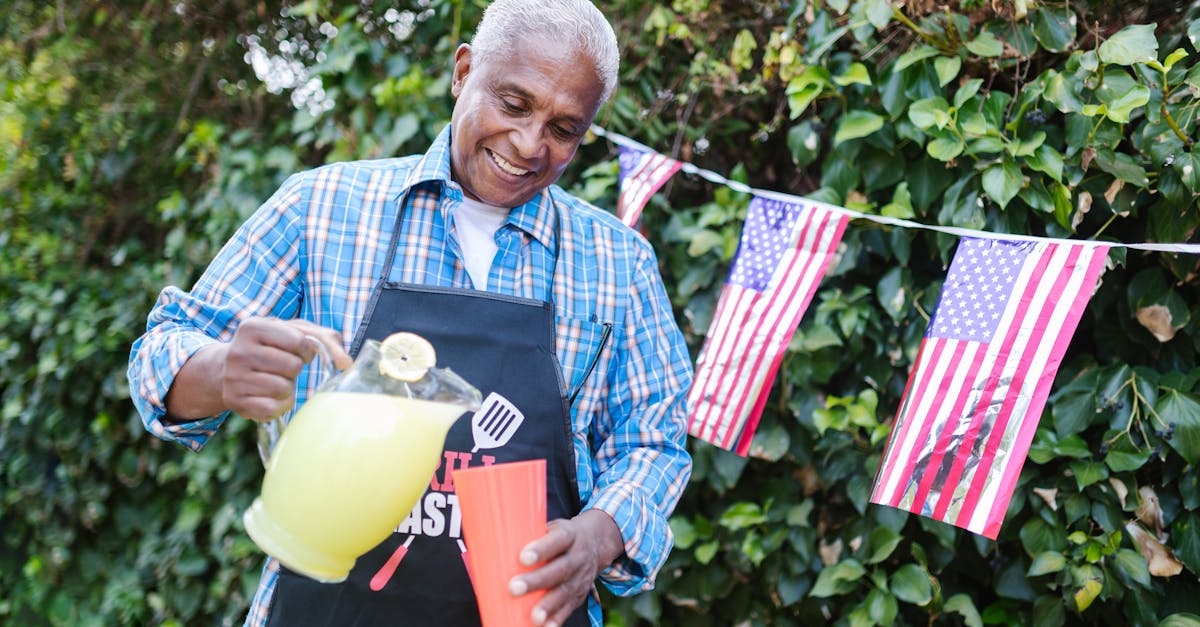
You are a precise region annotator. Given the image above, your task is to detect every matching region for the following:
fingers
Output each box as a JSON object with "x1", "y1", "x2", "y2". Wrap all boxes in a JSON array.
[
  {"x1": 221, "y1": 318, "x2": 349, "y2": 421},
  {"x1": 508, "y1": 519, "x2": 594, "y2": 627}
]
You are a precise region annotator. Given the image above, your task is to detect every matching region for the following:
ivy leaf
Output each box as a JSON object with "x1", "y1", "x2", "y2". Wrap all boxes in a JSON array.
[
  {"x1": 1172, "y1": 151, "x2": 1200, "y2": 193},
  {"x1": 1102, "y1": 84, "x2": 1151, "y2": 123},
  {"x1": 895, "y1": 45, "x2": 940, "y2": 71},
  {"x1": 1073, "y1": 577, "x2": 1103, "y2": 612},
  {"x1": 834, "y1": 110, "x2": 885, "y2": 145},
  {"x1": 908, "y1": 97, "x2": 952, "y2": 130},
  {"x1": 1093, "y1": 150, "x2": 1150, "y2": 187},
  {"x1": 787, "y1": 120, "x2": 823, "y2": 167},
  {"x1": 1043, "y1": 69, "x2": 1083, "y2": 113},
  {"x1": 833, "y1": 62, "x2": 872, "y2": 87},
  {"x1": 1172, "y1": 513, "x2": 1200, "y2": 576},
  {"x1": 954, "y1": 78, "x2": 984, "y2": 109},
  {"x1": 1025, "y1": 144, "x2": 1064, "y2": 181},
  {"x1": 928, "y1": 133, "x2": 965, "y2": 161},
  {"x1": 982, "y1": 161, "x2": 1024, "y2": 209},
  {"x1": 866, "y1": 588, "x2": 899, "y2": 625},
  {"x1": 944, "y1": 594, "x2": 983, "y2": 627},
  {"x1": 935, "y1": 56, "x2": 962, "y2": 87},
  {"x1": 719, "y1": 502, "x2": 768, "y2": 531},
  {"x1": 1027, "y1": 551, "x2": 1067, "y2": 576},
  {"x1": 811, "y1": 559, "x2": 867, "y2": 597},
  {"x1": 864, "y1": 525, "x2": 903, "y2": 564},
  {"x1": 1069, "y1": 460, "x2": 1109, "y2": 488},
  {"x1": 1097, "y1": 24, "x2": 1159, "y2": 66},
  {"x1": 1111, "y1": 547, "x2": 1152, "y2": 587},
  {"x1": 1157, "y1": 390, "x2": 1200, "y2": 465},
  {"x1": 890, "y1": 563, "x2": 933, "y2": 605},
  {"x1": 1031, "y1": 6, "x2": 1077, "y2": 52},
  {"x1": 966, "y1": 31, "x2": 1004, "y2": 57}
]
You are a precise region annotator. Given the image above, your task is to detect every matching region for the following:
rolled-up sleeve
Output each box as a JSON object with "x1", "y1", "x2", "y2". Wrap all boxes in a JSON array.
[
  {"x1": 585, "y1": 244, "x2": 693, "y2": 596},
  {"x1": 127, "y1": 175, "x2": 309, "y2": 451}
]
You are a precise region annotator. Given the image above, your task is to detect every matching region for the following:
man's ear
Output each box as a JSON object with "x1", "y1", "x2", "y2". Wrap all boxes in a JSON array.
[{"x1": 450, "y1": 43, "x2": 472, "y2": 98}]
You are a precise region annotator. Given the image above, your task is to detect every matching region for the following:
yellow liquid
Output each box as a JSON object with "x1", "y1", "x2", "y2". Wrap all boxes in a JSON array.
[{"x1": 243, "y1": 392, "x2": 465, "y2": 582}]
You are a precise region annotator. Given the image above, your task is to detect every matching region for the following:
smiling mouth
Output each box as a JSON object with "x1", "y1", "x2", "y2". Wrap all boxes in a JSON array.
[{"x1": 487, "y1": 149, "x2": 532, "y2": 177}]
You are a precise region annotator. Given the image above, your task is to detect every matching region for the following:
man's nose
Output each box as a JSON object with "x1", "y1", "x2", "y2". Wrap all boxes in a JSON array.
[{"x1": 511, "y1": 121, "x2": 546, "y2": 161}]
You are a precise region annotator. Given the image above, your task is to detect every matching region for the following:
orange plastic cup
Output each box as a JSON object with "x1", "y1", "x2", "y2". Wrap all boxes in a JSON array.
[{"x1": 453, "y1": 459, "x2": 547, "y2": 627}]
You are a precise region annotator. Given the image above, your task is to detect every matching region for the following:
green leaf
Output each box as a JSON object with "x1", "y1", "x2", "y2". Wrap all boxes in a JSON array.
[
  {"x1": 1068, "y1": 459, "x2": 1109, "y2": 488},
  {"x1": 811, "y1": 559, "x2": 867, "y2": 597},
  {"x1": 687, "y1": 229, "x2": 725, "y2": 257},
  {"x1": 864, "y1": 0, "x2": 894, "y2": 30},
  {"x1": 1159, "y1": 614, "x2": 1200, "y2": 627},
  {"x1": 834, "y1": 62, "x2": 872, "y2": 87},
  {"x1": 1025, "y1": 144, "x2": 1064, "y2": 181},
  {"x1": 895, "y1": 45, "x2": 940, "y2": 71},
  {"x1": 719, "y1": 502, "x2": 768, "y2": 530},
  {"x1": 890, "y1": 564, "x2": 933, "y2": 606},
  {"x1": 982, "y1": 161, "x2": 1024, "y2": 209},
  {"x1": 695, "y1": 540, "x2": 719, "y2": 564},
  {"x1": 1097, "y1": 24, "x2": 1159, "y2": 66},
  {"x1": 908, "y1": 97, "x2": 952, "y2": 130},
  {"x1": 954, "y1": 79, "x2": 984, "y2": 109},
  {"x1": 865, "y1": 525, "x2": 903, "y2": 564},
  {"x1": 834, "y1": 110, "x2": 886, "y2": 145},
  {"x1": 934, "y1": 56, "x2": 962, "y2": 87},
  {"x1": 1093, "y1": 151, "x2": 1150, "y2": 187},
  {"x1": 1043, "y1": 69, "x2": 1083, "y2": 113},
  {"x1": 866, "y1": 587, "x2": 899, "y2": 625},
  {"x1": 928, "y1": 134, "x2": 965, "y2": 161},
  {"x1": 1104, "y1": 437, "x2": 1151, "y2": 472},
  {"x1": 1031, "y1": 6, "x2": 1077, "y2": 52},
  {"x1": 787, "y1": 120, "x2": 823, "y2": 167},
  {"x1": 945, "y1": 593, "x2": 984, "y2": 627},
  {"x1": 966, "y1": 31, "x2": 1004, "y2": 57},
  {"x1": 1111, "y1": 548, "x2": 1152, "y2": 587},
  {"x1": 1191, "y1": 18, "x2": 1200, "y2": 52},
  {"x1": 1102, "y1": 84, "x2": 1151, "y2": 123},
  {"x1": 1027, "y1": 551, "x2": 1067, "y2": 576},
  {"x1": 1157, "y1": 390, "x2": 1200, "y2": 465},
  {"x1": 1073, "y1": 577, "x2": 1103, "y2": 612},
  {"x1": 1173, "y1": 152, "x2": 1200, "y2": 193}
]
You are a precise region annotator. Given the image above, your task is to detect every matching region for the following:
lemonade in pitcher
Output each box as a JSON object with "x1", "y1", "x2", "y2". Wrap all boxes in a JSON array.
[{"x1": 243, "y1": 333, "x2": 481, "y2": 583}]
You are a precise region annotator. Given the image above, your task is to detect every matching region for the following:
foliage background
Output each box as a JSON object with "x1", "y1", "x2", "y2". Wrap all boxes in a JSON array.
[{"x1": 3, "y1": 1, "x2": 1200, "y2": 625}]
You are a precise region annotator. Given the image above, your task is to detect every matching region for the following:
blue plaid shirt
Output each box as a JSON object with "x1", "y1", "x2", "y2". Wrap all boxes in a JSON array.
[{"x1": 127, "y1": 124, "x2": 693, "y2": 626}]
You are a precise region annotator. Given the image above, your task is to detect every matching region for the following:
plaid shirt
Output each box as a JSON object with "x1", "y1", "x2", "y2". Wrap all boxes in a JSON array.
[{"x1": 127, "y1": 124, "x2": 693, "y2": 627}]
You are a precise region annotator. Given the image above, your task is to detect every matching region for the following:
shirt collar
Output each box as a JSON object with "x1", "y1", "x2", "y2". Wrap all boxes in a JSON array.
[{"x1": 399, "y1": 123, "x2": 558, "y2": 251}]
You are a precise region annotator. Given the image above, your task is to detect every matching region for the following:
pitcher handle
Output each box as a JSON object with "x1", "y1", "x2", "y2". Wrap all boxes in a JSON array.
[{"x1": 256, "y1": 334, "x2": 342, "y2": 466}]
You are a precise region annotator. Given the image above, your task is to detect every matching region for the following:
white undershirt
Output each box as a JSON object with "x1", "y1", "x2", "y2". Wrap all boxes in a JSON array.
[{"x1": 453, "y1": 197, "x2": 511, "y2": 289}]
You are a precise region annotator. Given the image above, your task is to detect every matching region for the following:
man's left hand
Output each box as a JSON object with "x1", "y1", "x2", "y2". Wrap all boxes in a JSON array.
[{"x1": 508, "y1": 509, "x2": 624, "y2": 627}]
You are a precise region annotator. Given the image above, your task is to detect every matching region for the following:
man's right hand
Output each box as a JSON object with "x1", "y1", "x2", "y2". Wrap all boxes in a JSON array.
[{"x1": 164, "y1": 318, "x2": 353, "y2": 422}]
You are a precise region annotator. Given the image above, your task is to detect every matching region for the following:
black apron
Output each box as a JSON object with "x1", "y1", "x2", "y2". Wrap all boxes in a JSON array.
[{"x1": 266, "y1": 189, "x2": 591, "y2": 627}]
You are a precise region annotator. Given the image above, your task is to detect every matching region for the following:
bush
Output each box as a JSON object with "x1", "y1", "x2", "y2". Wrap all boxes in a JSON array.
[{"x1": 2, "y1": 1, "x2": 1198, "y2": 625}]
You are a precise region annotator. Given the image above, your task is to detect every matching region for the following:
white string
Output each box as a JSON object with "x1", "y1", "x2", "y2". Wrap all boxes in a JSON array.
[{"x1": 591, "y1": 125, "x2": 1200, "y2": 254}]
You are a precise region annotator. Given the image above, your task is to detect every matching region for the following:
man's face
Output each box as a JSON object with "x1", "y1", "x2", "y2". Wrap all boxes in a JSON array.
[{"x1": 448, "y1": 35, "x2": 605, "y2": 208}]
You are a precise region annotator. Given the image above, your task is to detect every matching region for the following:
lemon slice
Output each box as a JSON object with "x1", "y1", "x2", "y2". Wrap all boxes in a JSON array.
[{"x1": 378, "y1": 332, "x2": 437, "y2": 382}]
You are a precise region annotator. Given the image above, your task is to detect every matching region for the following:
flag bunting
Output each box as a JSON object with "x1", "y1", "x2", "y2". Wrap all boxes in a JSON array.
[
  {"x1": 688, "y1": 196, "x2": 848, "y2": 455},
  {"x1": 616, "y1": 145, "x2": 682, "y2": 227}
]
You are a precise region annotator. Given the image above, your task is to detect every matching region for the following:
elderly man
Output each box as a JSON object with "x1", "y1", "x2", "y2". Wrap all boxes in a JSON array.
[{"x1": 127, "y1": 1, "x2": 693, "y2": 626}]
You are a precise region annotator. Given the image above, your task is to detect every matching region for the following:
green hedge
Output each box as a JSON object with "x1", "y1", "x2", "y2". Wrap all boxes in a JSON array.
[{"x1": 3, "y1": 1, "x2": 1199, "y2": 625}]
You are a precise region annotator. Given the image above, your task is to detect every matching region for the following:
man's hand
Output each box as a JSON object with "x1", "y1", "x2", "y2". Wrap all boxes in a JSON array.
[
  {"x1": 165, "y1": 317, "x2": 352, "y2": 421},
  {"x1": 508, "y1": 509, "x2": 624, "y2": 627}
]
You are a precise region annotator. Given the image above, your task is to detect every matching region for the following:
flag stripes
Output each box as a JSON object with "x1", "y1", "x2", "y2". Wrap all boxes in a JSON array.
[
  {"x1": 688, "y1": 198, "x2": 847, "y2": 455},
  {"x1": 617, "y1": 146, "x2": 682, "y2": 227},
  {"x1": 870, "y1": 238, "x2": 1108, "y2": 538}
]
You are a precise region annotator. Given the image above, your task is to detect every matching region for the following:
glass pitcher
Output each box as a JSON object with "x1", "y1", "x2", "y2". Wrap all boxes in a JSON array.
[{"x1": 243, "y1": 336, "x2": 481, "y2": 583}]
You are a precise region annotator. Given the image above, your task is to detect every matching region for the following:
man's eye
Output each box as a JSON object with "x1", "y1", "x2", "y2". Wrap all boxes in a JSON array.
[
  {"x1": 552, "y1": 125, "x2": 578, "y2": 140},
  {"x1": 501, "y1": 100, "x2": 525, "y2": 113}
]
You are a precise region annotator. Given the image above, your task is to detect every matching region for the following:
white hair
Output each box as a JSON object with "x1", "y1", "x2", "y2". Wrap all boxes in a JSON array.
[{"x1": 470, "y1": 0, "x2": 620, "y2": 102}]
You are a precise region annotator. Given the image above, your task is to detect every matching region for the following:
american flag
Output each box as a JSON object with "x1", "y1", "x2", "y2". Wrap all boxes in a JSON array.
[
  {"x1": 688, "y1": 195, "x2": 848, "y2": 455},
  {"x1": 870, "y1": 237, "x2": 1109, "y2": 539},
  {"x1": 616, "y1": 145, "x2": 682, "y2": 227}
]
